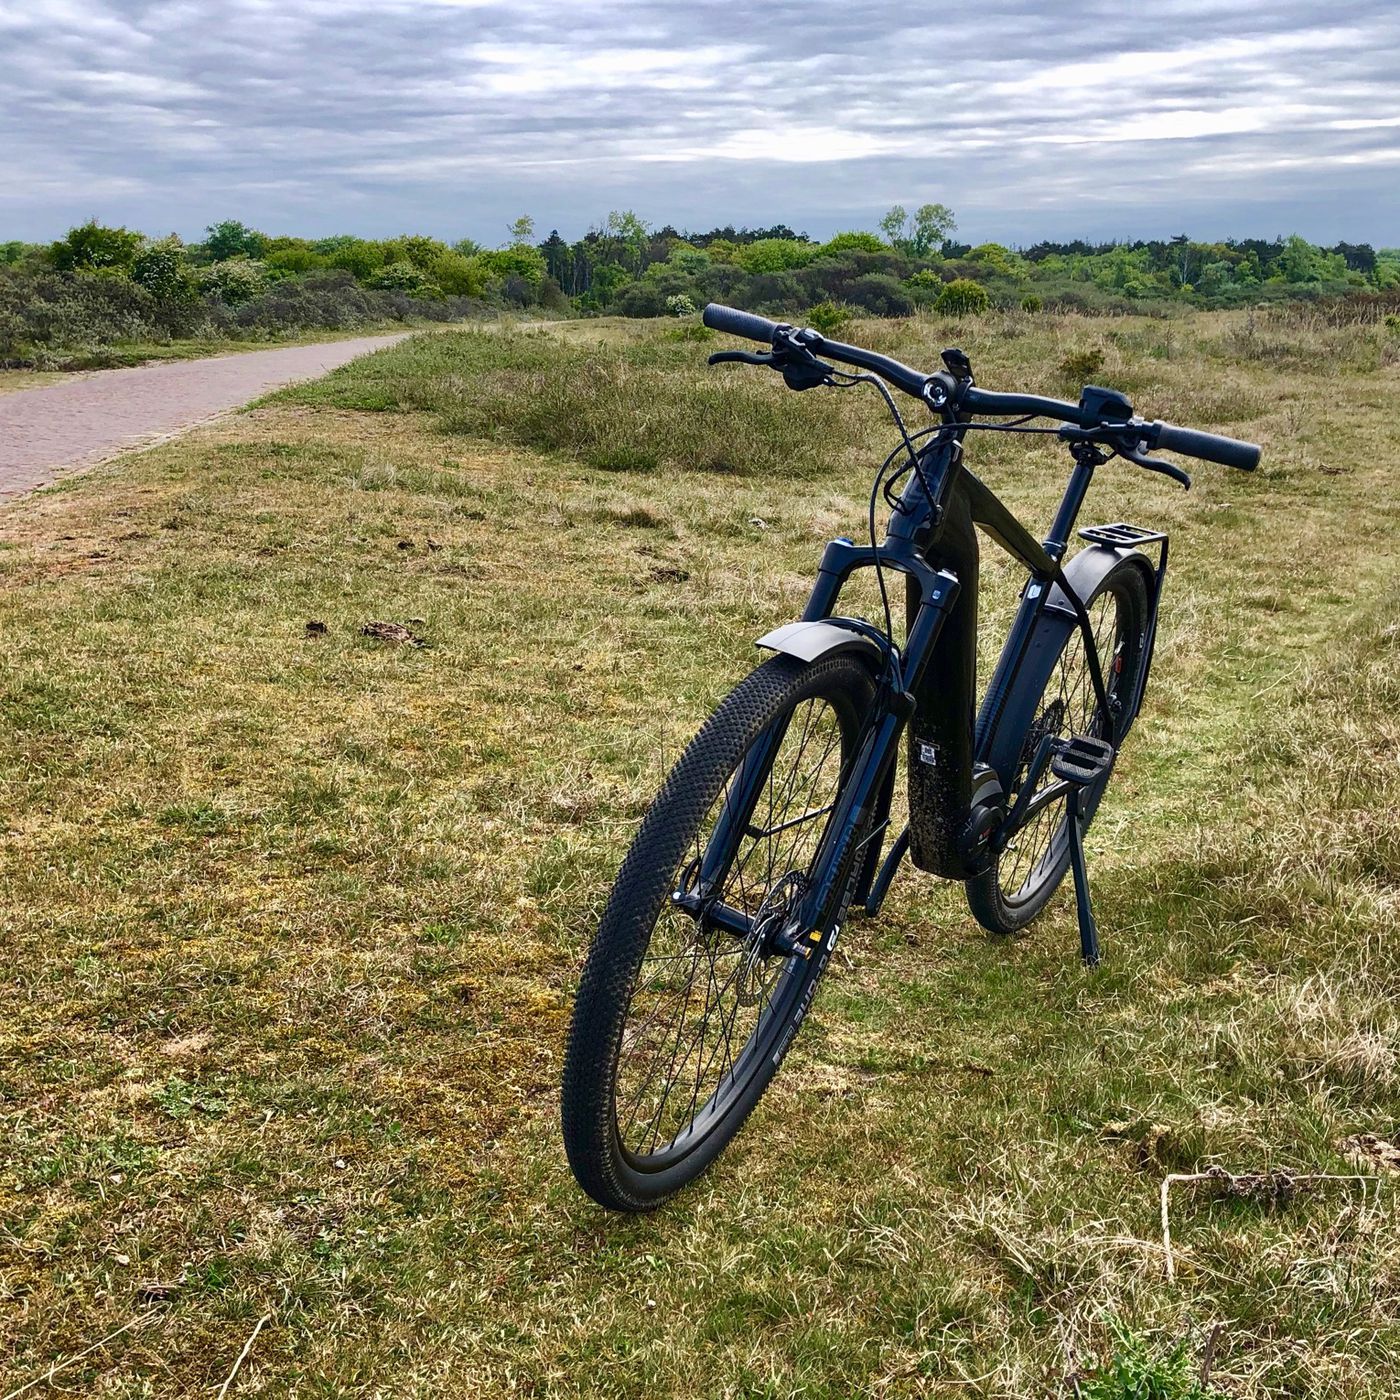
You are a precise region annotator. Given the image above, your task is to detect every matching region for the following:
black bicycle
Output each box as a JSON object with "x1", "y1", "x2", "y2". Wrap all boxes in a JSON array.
[{"x1": 562, "y1": 303, "x2": 1260, "y2": 1212}]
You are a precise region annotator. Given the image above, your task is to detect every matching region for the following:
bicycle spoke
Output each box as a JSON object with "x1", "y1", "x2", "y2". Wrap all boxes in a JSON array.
[{"x1": 613, "y1": 689, "x2": 851, "y2": 1160}]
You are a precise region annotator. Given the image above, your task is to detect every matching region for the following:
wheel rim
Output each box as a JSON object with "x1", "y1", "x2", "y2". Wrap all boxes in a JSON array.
[
  {"x1": 998, "y1": 589, "x2": 1128, "y2": 908},
  {"x1": 614, "y1": 693, "x2": 852, "y2": 1167}
]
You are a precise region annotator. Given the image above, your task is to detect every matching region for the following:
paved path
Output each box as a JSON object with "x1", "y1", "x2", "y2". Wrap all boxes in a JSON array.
[{"x1": 0, "y1": 334, "x2": 409, "y2": 500}]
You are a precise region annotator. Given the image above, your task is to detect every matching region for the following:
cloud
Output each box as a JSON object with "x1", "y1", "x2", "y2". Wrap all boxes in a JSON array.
[{"x1": 2, "y1": 0, "x2": 1397, "y2": 242}]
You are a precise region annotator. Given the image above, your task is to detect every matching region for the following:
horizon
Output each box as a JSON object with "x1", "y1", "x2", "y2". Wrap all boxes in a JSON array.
[{"x1": 9, "y1": 213, "x2": 1399, "y2": 255}]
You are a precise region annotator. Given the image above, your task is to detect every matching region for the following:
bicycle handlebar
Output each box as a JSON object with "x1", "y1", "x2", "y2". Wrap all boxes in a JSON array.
[
  {"x1": 702, "y1": 303, "x2": 783, "y2": 343},
  {"x1": 701, "y1": 302, "x2": 1262, "y2": 472},
  {"x1": 1149, "y1": 422, "x2": 1259, "y2": 472}
]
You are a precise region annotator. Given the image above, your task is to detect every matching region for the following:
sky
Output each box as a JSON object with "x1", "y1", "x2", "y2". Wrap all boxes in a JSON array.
[{"x1": 3, "y1": 0, "x2": 1399, "y2": 248}]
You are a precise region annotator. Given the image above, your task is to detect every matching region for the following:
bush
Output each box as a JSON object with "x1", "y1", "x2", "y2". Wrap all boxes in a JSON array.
[
  {"x1": 370, "y1": 260, "x2": 439, "y2": 296},
  {"x1": 1020, "y1": 293, "x2": 1043, "y2": 313},
  {"x1": 0, "y1": 266, "x2": 163, "y2": 362},
  {"x1": 805, "y1": 301, "x2": 854, "y2": 335},
  {"x1": 429, "y1": 250, "x2": 487, "y2": 298},
  {"x1": 1059, "y1": 346, "x2": 1106, "y2": 380},
  {"x1": 203, "y1": 220, "x2": 266, "y2": 262},
  {"x1": 934, "y1": 278, "x2": 990, "y2": 315},
  {"x1": 816, "y1": 231, "x2": 886, "y2": 258},
  {"x1": 665, "y1": 293, "x2": 697, "y2": 316},
  {"x1": 476, "y1": 245, "x2": 547, "y2": 287},
  {"x1": 49, "y1": 221, "x2": 143, "y2": 274},
  {"x1": 199, "y1": 259, "x2": 267, "y2": 307},
  {"x1": 132, "y1": 238, "x2": 197, "y2": 305},
  {"x1": 846, "y1": 274, "x2": 914, "y2": 317},
  {"x1": 735, "y1": 239, "x2": 814, "y2": 275}
]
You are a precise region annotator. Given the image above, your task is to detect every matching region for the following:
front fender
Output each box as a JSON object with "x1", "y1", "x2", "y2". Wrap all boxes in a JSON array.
[{"x1": 756, "y1": 619, "x2": 886, "y2": 671}]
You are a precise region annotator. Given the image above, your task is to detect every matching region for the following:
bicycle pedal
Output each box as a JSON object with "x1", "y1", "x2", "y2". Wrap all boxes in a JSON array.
[{"x1": 1050, "y1": 735, "x2": 1115, "y2": 787}]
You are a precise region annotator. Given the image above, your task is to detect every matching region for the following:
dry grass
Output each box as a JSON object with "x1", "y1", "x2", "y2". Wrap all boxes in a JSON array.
[{"x1": 0, "y1": 310, "x2": 1397, "y2": 1397}]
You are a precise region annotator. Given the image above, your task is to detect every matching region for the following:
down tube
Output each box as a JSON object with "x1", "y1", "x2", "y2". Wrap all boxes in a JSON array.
[{"x1": 905, "y1": 484, "x2": 980, "y2": 878}]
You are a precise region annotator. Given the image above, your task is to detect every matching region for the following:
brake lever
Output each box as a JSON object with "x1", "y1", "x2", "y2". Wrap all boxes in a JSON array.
[
  {"x1": 707, "y1": 350, "x2": 774, "y2": 367},
  {"x1": 1116, "y1": 442, "x2": 1192, "y2": 491}
]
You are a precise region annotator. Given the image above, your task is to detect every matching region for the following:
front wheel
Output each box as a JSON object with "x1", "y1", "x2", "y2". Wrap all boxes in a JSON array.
[
  {"x1": 561, "y1": 653, "x2": 875, "y2": 1212},
  {"x1": 967, "y1": 559, "x2": 1152, "y2": 935}
]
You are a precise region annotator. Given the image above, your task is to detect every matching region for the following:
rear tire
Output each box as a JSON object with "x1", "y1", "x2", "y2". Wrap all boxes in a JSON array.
[
  {"x1": 562, "y1": 653, "x2": 875, "y2": 1211},
  {"x1": 967, "y1": 560, "x2": 1151, "y2": 935}
]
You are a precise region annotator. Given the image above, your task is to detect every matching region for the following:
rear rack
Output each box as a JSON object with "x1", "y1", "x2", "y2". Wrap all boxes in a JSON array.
[{"x1": 1077, "y1": 522, "x2": 1169, "y2": 548}]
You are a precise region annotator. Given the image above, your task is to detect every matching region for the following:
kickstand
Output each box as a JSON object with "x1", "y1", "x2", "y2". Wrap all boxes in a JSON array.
[{"x1": 1064, "y1": 788, "x2": 1100, "y2": 967}]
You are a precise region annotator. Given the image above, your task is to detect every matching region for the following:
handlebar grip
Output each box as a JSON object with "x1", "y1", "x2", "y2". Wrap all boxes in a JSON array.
[
  {"x1": 702, "y1": 303, "x2": 781, "y2": 344},
  {"x1": 1153, "y1": 422, "x2": 1261, "y2": 472}
]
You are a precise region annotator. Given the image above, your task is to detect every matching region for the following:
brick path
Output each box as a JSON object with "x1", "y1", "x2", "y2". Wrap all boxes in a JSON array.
[{"x1": 0, "y1": 334, "x2": 408, "y2": 500}]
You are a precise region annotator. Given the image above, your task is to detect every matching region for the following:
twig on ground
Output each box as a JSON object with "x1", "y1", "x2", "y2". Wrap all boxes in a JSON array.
[
  {"x1": 0, "y1": 1312, "x2": 155, "y2": 1400},
  {"x1": 215, "y1": 1313, "x2": 271, "y2": 1399},
  {"x1": 1160, "y1": 1167, "x2": 1377, "y2": 1281},
  {"x1": 1199, "y1": 1321, "x2": 1225, "y2": 1386}
]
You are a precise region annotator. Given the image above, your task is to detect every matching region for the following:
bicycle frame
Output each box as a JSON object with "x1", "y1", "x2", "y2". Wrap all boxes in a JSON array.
[{"x1": 780, "y1": 429, "x2": 1162, "y2": 937}]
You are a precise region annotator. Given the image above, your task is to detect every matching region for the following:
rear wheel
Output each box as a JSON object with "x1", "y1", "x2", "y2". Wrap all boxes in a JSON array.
[
  {"x1": 967, "y1": 561, "x2": 1151, "y2": 935},
  {"x1": 562, "y1": 653, "x2": 875, "y2": 1211}
]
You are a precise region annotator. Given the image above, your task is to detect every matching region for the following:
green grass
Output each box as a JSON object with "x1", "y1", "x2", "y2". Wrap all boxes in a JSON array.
[{"x1": 0, "y1": 309, "x2": 1397, "y2": 1396}]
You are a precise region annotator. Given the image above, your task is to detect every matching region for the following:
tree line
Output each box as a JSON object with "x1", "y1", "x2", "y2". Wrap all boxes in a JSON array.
[{"x1": 3, "y1": 206, "x2": 1397, "y2": 366}]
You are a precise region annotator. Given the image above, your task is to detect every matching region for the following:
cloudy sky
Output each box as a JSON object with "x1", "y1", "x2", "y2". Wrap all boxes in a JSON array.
[{"x1": 3, "y1": 0, "x2": 1398, "y2": 246}]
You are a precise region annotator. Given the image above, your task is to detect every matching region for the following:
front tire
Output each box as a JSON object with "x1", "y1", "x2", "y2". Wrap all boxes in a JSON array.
[{"x1": 562, "y1": 653, "x2": 875, "y2": 1211}]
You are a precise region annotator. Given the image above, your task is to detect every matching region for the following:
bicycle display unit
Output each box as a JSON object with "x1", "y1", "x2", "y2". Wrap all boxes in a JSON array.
[{"x1": 562, "y1": 303, "x2": 1261, "y2": 1211}]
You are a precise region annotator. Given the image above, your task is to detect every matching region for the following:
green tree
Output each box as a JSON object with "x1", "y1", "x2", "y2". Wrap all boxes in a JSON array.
[
  {"x1": 817, "y1": 231, "x2": 886, "y2": 258},
  {"x1": 879, "y1": 205, "x2": 909, "y2": 248},
  {"x1": 370, "y1": 260, "x2": 438, "y2": 295},
  {"x1": 879, "y1": 203, "x2": 956, "y2": 256},
  {"x1": 477, "y1": 245, "x2": 547, "y2": 286},
  {"x1": 49, "y1": 220, "x2": 143, "y2": 273},
  {"x1": 132, "y1": 237, "x2": 196, "y2": 302},
  {"x1": 203, "y1": 219, "x2": 266, "y2": 262},
  {"x1": 430, "y1": 250, "x2": 487, "y2": 297},
  {"x1": 508, "y1": 214, "x2": 535, "y2": 246},
  {"x1": 735, "y1": 238, "x2": 815, "y2": 274},
  {"x1": 602, "y1": 210, "x2": 650, "y2": 275},
  {"x1": 910, "y1": 203, "x2": 956, "y2": 256}
]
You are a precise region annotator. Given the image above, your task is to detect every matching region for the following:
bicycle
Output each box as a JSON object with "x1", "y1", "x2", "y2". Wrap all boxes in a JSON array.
[{"x1": 562, "y1": 303, "x2": 1261, "y2": 1212}]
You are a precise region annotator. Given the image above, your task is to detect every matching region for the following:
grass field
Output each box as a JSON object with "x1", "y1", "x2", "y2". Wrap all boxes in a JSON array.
[{"x1": 1, "y1": 308, "x2": 1398, "y2": 1397}]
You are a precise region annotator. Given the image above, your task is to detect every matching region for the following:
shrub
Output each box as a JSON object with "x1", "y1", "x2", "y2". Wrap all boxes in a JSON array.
[
  {"x1": 49, "y1": 221, "x2": 143, "y2": 274},
  {"x1": 132, "y1": 238, "x2": 197, "y2": 304},
  {"x1": 611, "y1": 282, "x2": 670, "y2": 318},
  {"x1": 476, "y1": 245, "x2": 547, "y2": 287},
  {"x1": 380, "y1": 235, "x2": 451, "y2": 269},
  {"x1": 805, "y1": 300, "x2": 854, "y2": 335},
  {"x1": 845, "y1": 273, "x2": 914, "y2": 317},
  {"x1": 0, "y1": 266, "x2": 162, "y2": 361},
  {"x1": 1020, "y1": 293, "x2": 1043, "y2": 313},
  {"x1": 321, "y1": 237, "x2": 388, "y2": 281},
  {"x1": 1059, "y1": 346, "x2": 1106, "y2": 380},
  {"x1": 429, "y1": 250, "x2": 487, "y2": 298},
  {"x1": 934, "y1": 278, "x2": 990, "y2": 315},
  {"x1": 370, "y1": 260, "x2": 439, "y2": 296},
  {"x1": 199, "y1": 258, "x2": 267, "y2": 306},
  {"x1": 735, "y1": 239, "x2": 814, "y2": 275},
  {"x1": 203, "y1": 220, "x2": 266, "y2": 262},
  {"x1": 263, "y1": 243, "x2": 329, "y2": 277},
  {"x1": 816, "y1": 231, "x2": 886, "y2": 258},
  {"x1": 665, "y1": 293, "x2": 697, "y2": 316}
]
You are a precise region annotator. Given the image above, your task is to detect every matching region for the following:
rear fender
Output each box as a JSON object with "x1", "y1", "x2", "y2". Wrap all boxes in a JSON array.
[{"x1": 981, "y1": 546, "x2": 1156, "y2": 791}]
